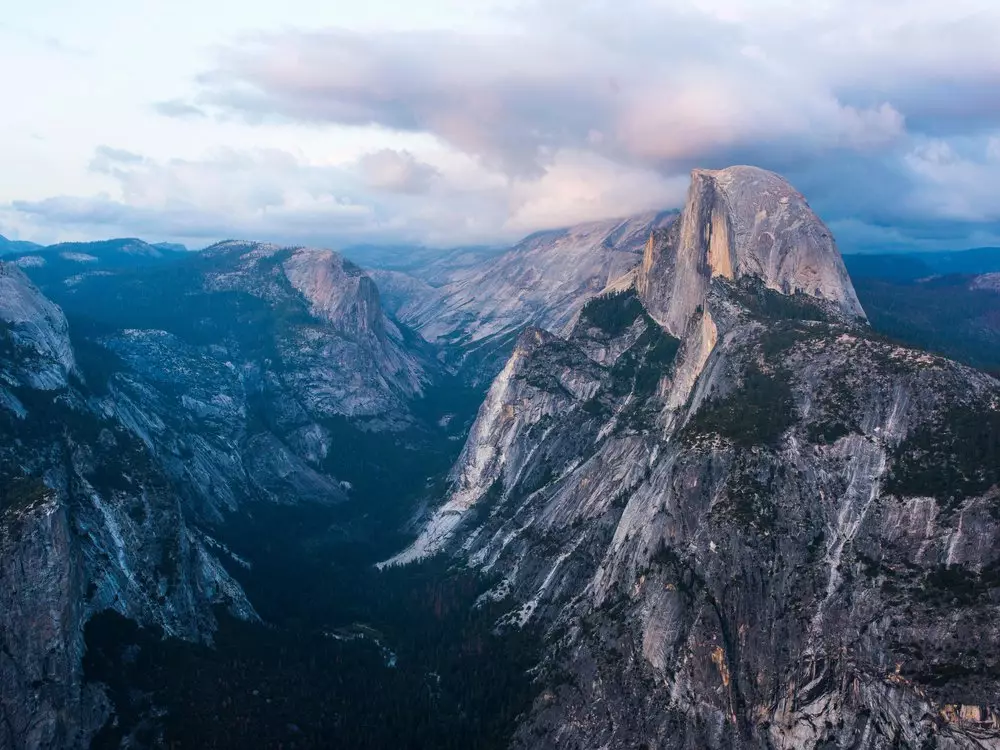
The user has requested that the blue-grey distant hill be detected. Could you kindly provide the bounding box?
[844,247,1000,373]
[0,234,43,255]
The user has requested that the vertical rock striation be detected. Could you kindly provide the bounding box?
[638,166,865,337]
[392,166,1000,749]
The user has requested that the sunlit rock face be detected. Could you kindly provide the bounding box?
[638,166,865,336]
[393,167,1000,749]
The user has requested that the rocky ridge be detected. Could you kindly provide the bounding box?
[0,241,440,748]
[371,211,677,378]
[391,167,1000,748]
[0,262,255,749]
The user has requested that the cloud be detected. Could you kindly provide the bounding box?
[6,146,492,247]
[11,0,1000,251]
[504,151,687,233]
[89,145,146,173]
[902,136,1000,222]
[356,149,439,194]
[6,144,684,249]
[193,5,922,177]
[153,99,208,118]
[166,0,999,251]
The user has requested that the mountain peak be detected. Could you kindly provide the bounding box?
[638,165,865,335]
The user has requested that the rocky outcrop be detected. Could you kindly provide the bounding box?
[638,166,865,336]
[0,486,97,750]
[393,167,1000,748]
[0,262,76,391]
[970,273,1000,292]
[0,312,255,749]
[203,241,427,416]
[0,242,441,748]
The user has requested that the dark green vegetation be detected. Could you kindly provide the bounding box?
[730,279,832,323]
[0,477,50,516]
[685,365,796,447]
[86,559,540,750]
[852,275,1000,374]
[886,403,1000,510]
[579,289,646,336]
[74,364,537,750]
[713,461,780,531]
[843,249,1000,375]
[575,290,681,431]
[918,562,1000,608]
[608,323,681,432]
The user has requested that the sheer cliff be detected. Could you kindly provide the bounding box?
[0,263,254,750]
[390,168,1000,749]
[0,244,446,749]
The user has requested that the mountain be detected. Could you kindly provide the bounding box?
[844,248,1000,281]
[0,262,255,749]
[0,234,42,255]
[920,247,1000,275]
[341,242,503,281]
[843,253,934,282]
[370,211,677,378]
[5,237,186,296]
[844,252,1000,374]
[36,240,447,527]
[0,263,76,391]
[388,167,1000,748]
[0,241,482,748]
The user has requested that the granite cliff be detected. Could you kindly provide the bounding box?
[0,242,443,748]
[390,167,1000,749]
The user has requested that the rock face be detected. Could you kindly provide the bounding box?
[638,166,865,335]
[372,212,677,377]
[0,264,256,749]
[0,244,437,748]
[971,273,1000,293]
[202,241,427,419]
[393,168,1000,748]
[0,486,92,750]
[0,263,76,390]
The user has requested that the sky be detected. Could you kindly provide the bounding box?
[2,0,1000,253]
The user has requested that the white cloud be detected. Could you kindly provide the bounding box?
[4,0,1000,250]
[356,149,440,193]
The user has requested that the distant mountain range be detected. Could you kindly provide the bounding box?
[0,235,187,257]
[843,250,1000,373]
[844,247,1000,280]
[0,234,42,254]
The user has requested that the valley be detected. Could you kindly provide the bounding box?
[1,168,999,749]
